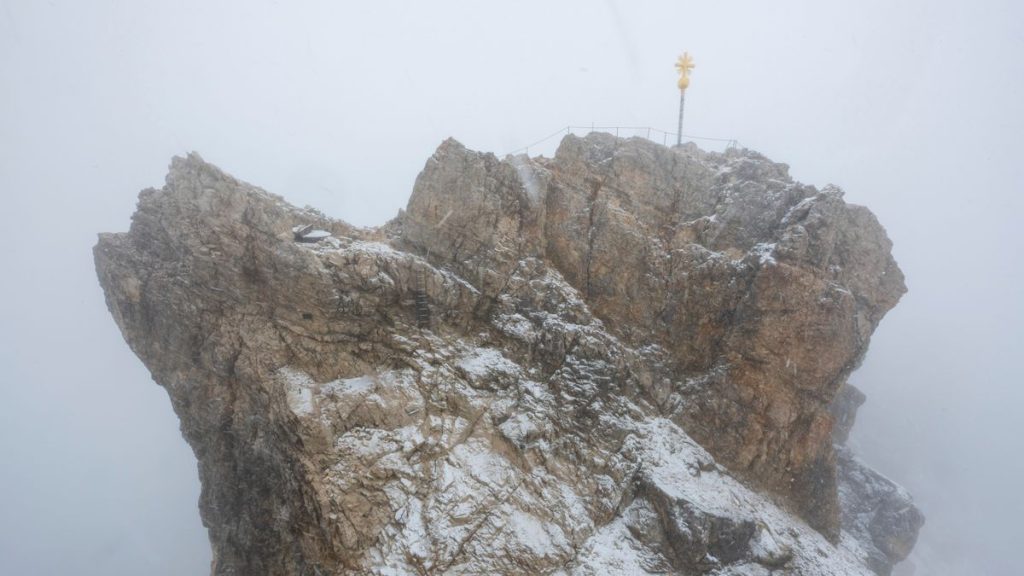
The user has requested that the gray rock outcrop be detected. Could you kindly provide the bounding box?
[94,134,921,575]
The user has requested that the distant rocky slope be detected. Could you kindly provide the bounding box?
[94,133,922,575]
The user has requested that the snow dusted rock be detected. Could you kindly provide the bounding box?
[402,134,906,540]
[836,447,924,576]
[95,136,920,575]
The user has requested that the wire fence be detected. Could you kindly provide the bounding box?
[504,125,739,156]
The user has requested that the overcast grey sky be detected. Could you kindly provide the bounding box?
[1,1,1021,574]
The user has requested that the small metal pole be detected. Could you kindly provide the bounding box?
[677,90,686,146]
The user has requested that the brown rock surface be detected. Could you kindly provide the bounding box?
[401,133,906,539]
[95,136,920,575]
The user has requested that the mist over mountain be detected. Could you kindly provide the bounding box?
[2,1,1021,575]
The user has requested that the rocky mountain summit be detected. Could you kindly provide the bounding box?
[94,133,923,575]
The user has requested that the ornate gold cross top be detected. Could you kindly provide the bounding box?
[675,52,695,91]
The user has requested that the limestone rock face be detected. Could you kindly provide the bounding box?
[837,447,925,576]
[95,135,921,576]
[402,134,905,539]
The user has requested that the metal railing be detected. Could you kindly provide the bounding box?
[505,125,739,156]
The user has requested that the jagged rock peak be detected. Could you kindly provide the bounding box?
[95,133,920,575]
[401,133,907,538]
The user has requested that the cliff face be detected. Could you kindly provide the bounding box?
[94,134,922,575]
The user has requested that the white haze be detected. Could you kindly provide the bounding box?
[0,1,1020,574]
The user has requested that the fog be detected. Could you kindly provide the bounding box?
[1,1,1020,574]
